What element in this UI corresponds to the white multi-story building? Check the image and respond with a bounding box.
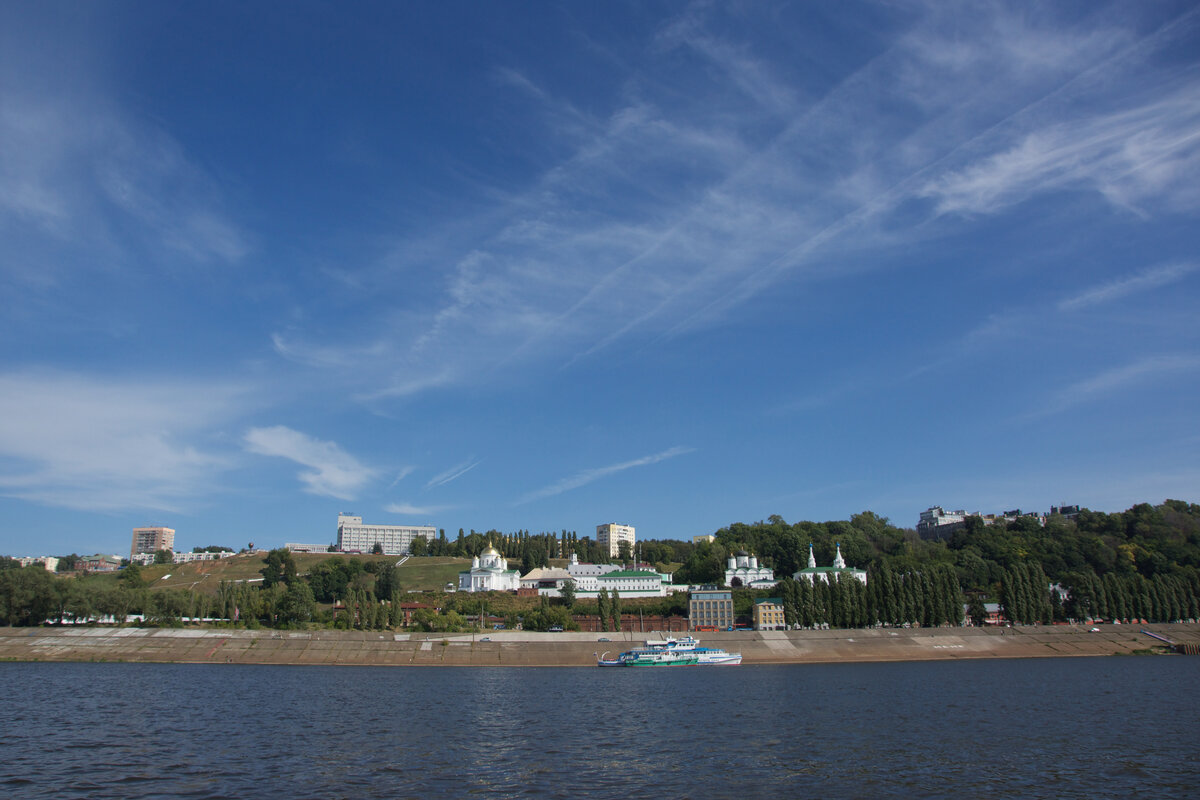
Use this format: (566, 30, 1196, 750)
(596, 523, 635, 558)
(285, 543, 335, 553)
(560, 553, 675, 597)
(336, 513, 436, 555)
(131, 526, 175, 560)
(15, 556, 59, 571)
(565, 552, 623, 582)
(131, 550, 238, 566)
(918, 504, 1056, 540)
(916, 507, 967, 538)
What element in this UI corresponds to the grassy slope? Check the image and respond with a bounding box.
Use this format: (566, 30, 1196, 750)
(77, 554, 681, 599)
(132, 553, 471, 596)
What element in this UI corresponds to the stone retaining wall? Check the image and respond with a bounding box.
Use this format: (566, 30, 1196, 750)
(3, 623, 1198, 667)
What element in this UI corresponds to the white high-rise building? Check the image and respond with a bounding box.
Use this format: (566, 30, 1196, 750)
(596, 523, 635, 558)
(336, 513, 436, 555)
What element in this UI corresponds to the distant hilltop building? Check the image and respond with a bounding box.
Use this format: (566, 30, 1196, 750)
(131, 550, 238, 566)
(725, 551, 776, 589)
(596, 523, 635, 558)
(792, 544, 867, 585)
(285, 542, 334, 554)
(916, 504, 1076, 540)
(916, 507, 968, 537)
(15, 556, 59, 572)
(77, 554, 123, 573)
(131, 526, 175, 560)
(336, 513, 436, 555)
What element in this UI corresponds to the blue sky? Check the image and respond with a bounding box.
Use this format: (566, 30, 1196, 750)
(2, 1, 1199, 557)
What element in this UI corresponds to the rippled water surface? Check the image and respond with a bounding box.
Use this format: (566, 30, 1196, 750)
(2, 657, 1198, 798)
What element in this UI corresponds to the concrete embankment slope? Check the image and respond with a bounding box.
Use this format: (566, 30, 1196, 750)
(3, 624, 1198, 666)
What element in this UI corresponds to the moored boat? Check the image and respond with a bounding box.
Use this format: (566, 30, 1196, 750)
(596, 634, 741, 666)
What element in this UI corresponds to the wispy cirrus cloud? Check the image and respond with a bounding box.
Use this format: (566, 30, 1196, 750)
(918, 64, 1200, 218)
(1035, 355, 1200, 417)
(388, 466, 415, 489)
(0, 371, 242, 512)
(424, 458, 482, 490)
(271, 3, 1200, 405)
(1059, 261, 1198, 311)
(384, 501, 452, 517)
(0, 92, 250, 280)
(244, 426, 375, 500)
(516, 446, 695, 505)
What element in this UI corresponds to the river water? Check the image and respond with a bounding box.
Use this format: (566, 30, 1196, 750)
(2, 657, 1197, 799)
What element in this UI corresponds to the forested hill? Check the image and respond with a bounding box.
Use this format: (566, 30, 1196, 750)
(676, 500, 1200, 592)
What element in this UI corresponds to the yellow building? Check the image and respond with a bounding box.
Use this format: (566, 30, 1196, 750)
(753, 598, 786, 631)
(596, 522, 635, 558)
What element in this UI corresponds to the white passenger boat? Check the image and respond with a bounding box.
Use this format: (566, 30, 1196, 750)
(596, 635, 741, 666)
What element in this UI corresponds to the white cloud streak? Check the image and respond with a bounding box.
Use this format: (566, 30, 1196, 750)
(1039, 355, 1200, 417)
(0, 92, 249, 278)
(424, 458, 482, 490)
(388, 467, 415, 489)
(243, 426, 375, 500)
(1058, 261, 1198, 311)
(516, 446, 695, 505)
(0, 371, 242, 512)
(384, 501, 451, 517)
(920, 88, 1200, 217)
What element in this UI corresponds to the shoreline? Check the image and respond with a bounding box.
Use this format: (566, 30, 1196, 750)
(3, 623, 1198, 667)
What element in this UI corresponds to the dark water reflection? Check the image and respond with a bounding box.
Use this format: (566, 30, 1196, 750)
(2, 657, 1197, 798)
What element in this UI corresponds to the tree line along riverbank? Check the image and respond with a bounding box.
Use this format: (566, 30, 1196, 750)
(3, 499, 1198, 632)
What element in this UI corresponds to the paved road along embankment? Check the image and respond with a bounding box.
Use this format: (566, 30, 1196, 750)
(3, 623, 1198, 667)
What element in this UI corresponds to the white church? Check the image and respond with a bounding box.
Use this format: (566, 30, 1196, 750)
(458, 543, 521, 592)
(792, 543, 868, 585)
(725, 551, 777, 589)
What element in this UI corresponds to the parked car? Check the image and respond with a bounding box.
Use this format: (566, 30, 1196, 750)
(597, 637, 610, 642)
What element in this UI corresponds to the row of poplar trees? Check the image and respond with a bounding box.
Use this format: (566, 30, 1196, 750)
(776, 564, 965, 629)
(596, 588, 621, 631)
(1060, 570, 1200, 624)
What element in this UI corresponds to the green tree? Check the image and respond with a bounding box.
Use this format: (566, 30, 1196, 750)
(153, 549, 173, 565)
(0, 567, 60, 626)
(966, 592, 987, 627)
(597, 588, 610, 632)
(260, 548, 298, 588)
(277, 581, 316, 626)
(560, 578, 577, 608)
(120, 562, 146, 589)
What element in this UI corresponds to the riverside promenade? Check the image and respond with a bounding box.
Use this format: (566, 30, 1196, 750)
(3, 623, 1198, 666)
